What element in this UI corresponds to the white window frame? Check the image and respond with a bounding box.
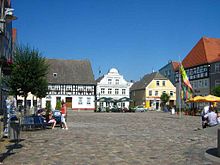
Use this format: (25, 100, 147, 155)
(156, 81, 160, 86)
(122, 89, 126, 95)
(87, 97, 91, 105)
(53, 73, 57, 78)
(108, 79, 112, 84)
(115, 79, 119, 85)
(101, 88, 105, 94)
(78, 97, 83, 105)
(170, 91, 173, 96)
(115, 89, 119, 95)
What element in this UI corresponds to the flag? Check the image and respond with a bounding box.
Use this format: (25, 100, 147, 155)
(179, 64, 193, 101)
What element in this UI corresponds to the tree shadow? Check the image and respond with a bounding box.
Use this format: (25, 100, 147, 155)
(0, 139, 24, 163)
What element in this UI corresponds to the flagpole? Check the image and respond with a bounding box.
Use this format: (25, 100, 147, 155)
(179, 57, 182, 118)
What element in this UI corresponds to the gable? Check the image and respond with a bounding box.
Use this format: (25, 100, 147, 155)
(182, 37, 220, 68)
(47, 59, 96, 85)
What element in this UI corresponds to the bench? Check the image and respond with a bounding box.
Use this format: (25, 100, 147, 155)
(21, 116, 46, 131)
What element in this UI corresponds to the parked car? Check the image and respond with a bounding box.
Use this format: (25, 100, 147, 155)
(135, 105, 147, 112)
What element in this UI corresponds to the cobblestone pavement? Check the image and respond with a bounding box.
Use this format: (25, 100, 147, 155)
(1, 111, 220, 165)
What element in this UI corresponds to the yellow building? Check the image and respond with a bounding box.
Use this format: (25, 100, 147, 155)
(130, 72, 176, 110)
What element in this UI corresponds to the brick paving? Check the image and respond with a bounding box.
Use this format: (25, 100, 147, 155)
(1, 111, 220, 165)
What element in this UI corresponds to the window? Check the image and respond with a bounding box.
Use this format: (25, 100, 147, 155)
(115, 79, 119, 85)
(194, 81, 198, 88)
(165, 70, 167, 76)
(108, 88, 112, 94)
(155, 91, 158, 96)
(101, 88, 105, 94)
(56, 97, 61, 103)
(122, 89, 126, 95)
(149, 90, 152, 96)
(115, 89, 119, 95)
(108, 79, 112, 84)
(215, 63, 220, 73)
(53, 73, 57, 78)
(78, 97, 83, 105)
(87, 97, 91, 105)
(204, 80, 208, 87)
(215, 80, 220, 87)
(162, 81, 165, 86)
(198, 80, 203, 88)
(156, 81, 160, 86)
(170, 91, 173, 96)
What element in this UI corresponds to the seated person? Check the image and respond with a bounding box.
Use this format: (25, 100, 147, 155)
(204, 107, 218, 127)
(48, 112, 57, 129)
(201, 105, 209, 128)
(217, 113, 220, 124)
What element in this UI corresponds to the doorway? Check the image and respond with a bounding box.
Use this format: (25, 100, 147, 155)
(65, 97, 72, 109)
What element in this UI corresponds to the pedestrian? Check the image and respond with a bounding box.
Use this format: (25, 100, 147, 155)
(171, 107, 175, 115)
(60, 100, 68, 130)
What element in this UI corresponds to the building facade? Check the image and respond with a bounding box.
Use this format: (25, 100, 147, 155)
(159, 60, 179, 85)
(0, 0, 17, 137)
(130, 72, 176, 110)
(175, 37, 220, 109)
(42, 59, 96, 111)
(96, 68, 132, 109)
(0, 2, 16, 107)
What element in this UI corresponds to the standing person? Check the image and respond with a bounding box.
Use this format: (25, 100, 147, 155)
(60, 100, 68, 130)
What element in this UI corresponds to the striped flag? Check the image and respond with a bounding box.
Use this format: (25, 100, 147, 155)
(180, 64, 193, 101)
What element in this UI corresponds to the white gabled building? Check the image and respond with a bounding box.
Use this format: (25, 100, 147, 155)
(42, 59, 96, 111)
(96, 68, 132, 109)
(17, 59, 96, 111)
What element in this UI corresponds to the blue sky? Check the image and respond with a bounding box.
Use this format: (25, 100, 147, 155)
(12, 0, 220, 81)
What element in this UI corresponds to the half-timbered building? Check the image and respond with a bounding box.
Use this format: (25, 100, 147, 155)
(41, 59, 96, 111)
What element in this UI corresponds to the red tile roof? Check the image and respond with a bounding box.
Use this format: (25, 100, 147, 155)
(172, 61, 180, 71)
(182, 37, 220, 68)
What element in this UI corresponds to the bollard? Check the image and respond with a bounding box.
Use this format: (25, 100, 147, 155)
(9, 120, 20, 142)
(218, 128, 220, 157)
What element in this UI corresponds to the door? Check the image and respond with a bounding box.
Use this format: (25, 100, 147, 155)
(65, 97, 72, 109)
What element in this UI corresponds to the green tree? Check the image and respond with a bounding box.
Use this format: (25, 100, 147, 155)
(6, 44, 49, 112)
(55, 100, 62, 110)
(160, 93, 170, 109)
(212, 85, 220, 97)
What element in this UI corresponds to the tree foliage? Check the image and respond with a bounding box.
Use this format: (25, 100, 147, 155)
(160, 93, 170, 107)
(6, 44, 49, 109)
(212, 85, 220, 97)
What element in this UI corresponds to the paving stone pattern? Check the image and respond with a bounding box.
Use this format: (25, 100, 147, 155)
(2, 111, 220, 165)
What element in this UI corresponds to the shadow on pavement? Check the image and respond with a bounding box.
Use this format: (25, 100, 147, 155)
(205, 148, 220, 163)
(0, 139, 24, 163)
(206, 148, 219, 158)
